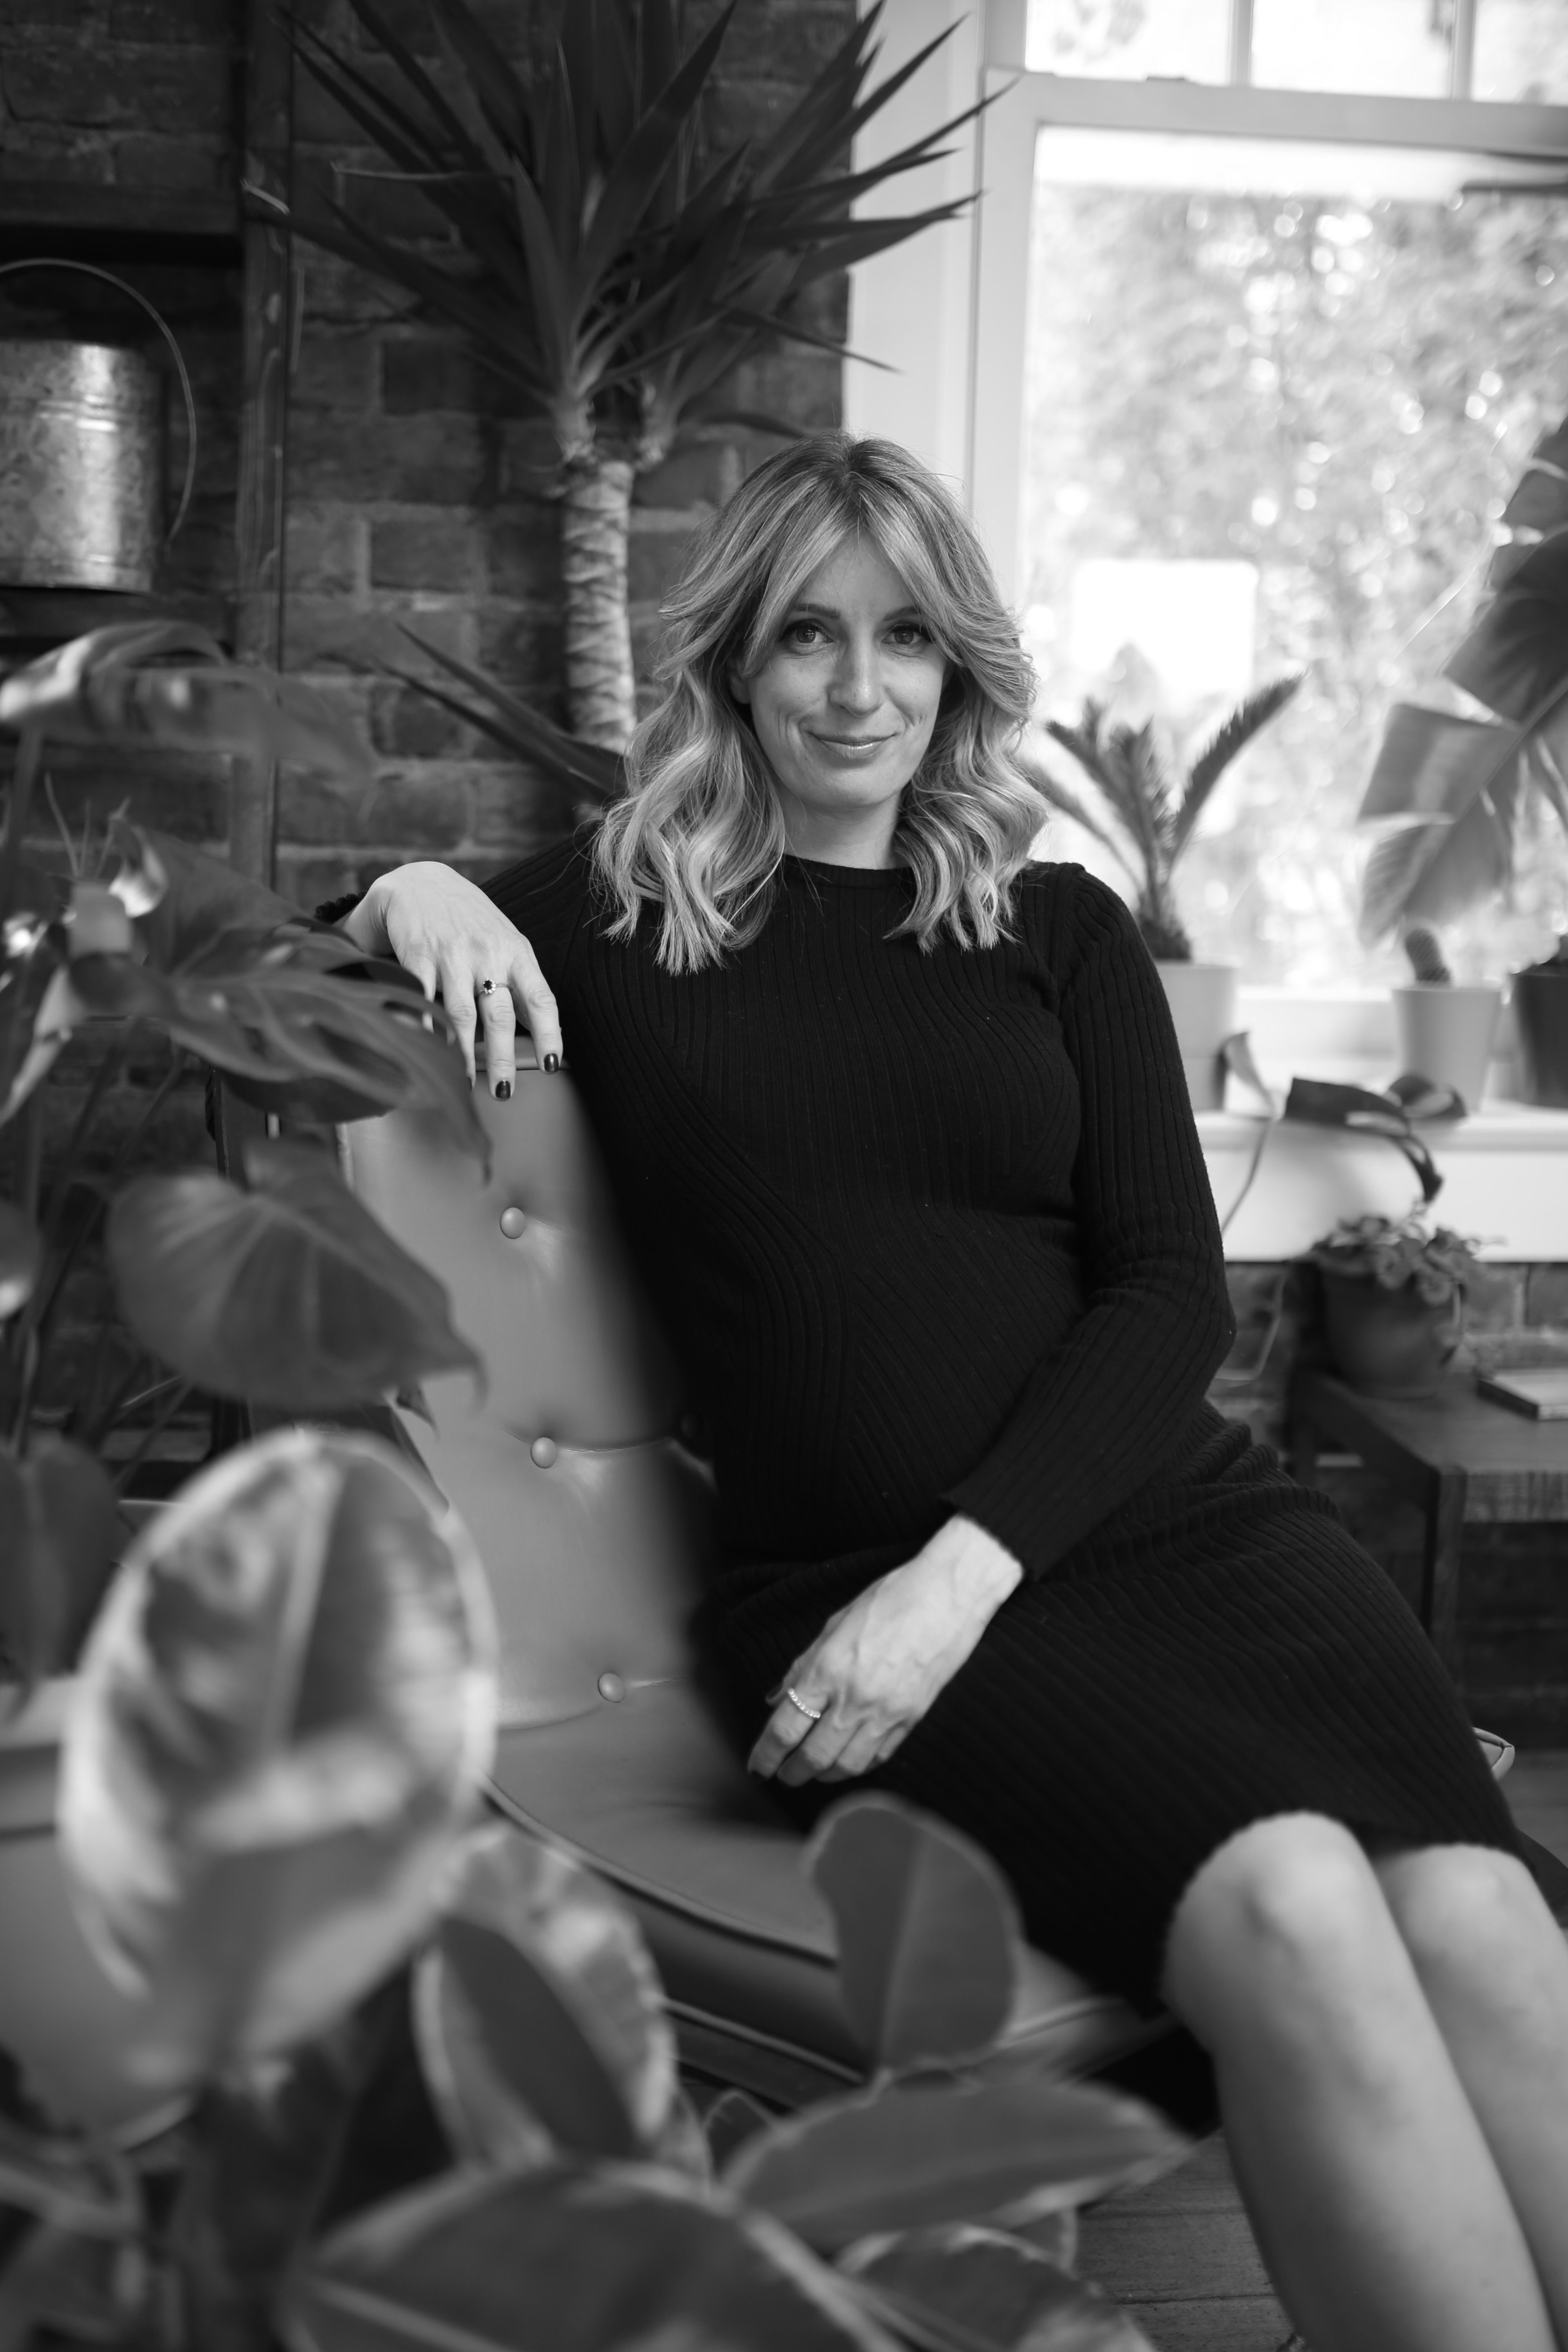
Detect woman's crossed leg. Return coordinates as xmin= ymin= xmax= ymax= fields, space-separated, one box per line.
xmin=1161 ymin=1812 xmax=1568 ymax=2352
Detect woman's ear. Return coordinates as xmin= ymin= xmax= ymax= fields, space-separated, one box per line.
xmin=728 ymin=668 xmax=753 ymax=708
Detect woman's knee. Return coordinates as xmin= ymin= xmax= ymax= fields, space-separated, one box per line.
xmin=1162 ymin=1811 xmax=1392 ymax=2031
xmin=1375 ymin=1843 xmax=1561 ymax=1989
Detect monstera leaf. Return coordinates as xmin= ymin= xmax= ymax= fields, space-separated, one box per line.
xmin=0 ymin=1441 xmax=120 ymax=1692
xmin=58 ymin=1429 xmax=497 ymax=2090
xmin=106 ymin=1139 xmax=482 ymax=1410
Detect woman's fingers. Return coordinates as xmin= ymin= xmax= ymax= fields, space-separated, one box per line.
xmin=438 ymin=957 xmax=480 ymax=1085
xmin=477 ymin=982 xmax=517 ymax=1099
xmin=508 ymin=945 xmax=562 ymax=1071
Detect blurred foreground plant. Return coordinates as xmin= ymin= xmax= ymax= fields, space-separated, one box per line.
xmin=0 ymin=1450 xmax=1180 ymax=2347
xmin=0 ymin=623 xmax=485 ymax=1695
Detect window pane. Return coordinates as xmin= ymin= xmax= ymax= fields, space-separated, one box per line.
xmin=1251 ymin=0 xmax=1451 ymax=96
xmin=1474 ymin=0 xmax=1568 ymax=100
xmin=1025 ymin=0 xmax=1230 ymax=82
xmin=1022 ymin=145 xmax=1568 ymax=987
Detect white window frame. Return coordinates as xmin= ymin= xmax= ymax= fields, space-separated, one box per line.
xmin=847 ymin=0 xmax=1568 ymax=601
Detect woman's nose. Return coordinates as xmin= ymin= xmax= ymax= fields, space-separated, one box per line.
xmin=829 ymin=638 xmax=882 ymax=712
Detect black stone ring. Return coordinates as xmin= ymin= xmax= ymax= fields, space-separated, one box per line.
xmin=479 ymin=978 xmax=497 ymax=996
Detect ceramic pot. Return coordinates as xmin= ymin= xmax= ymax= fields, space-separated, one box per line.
xmin=1511 ymin=962 xmax=1568 ymax=1109
xmin=0 ymin=1677 xmax=178 ymax=2140
xmin=1155 ymin=962 xmax=1238 ymax=1112
xmin=1319 ymin=1272 xmax=1460 ymax=1399
xmin=1391 ymin=984 xmax=1502 ymax=1112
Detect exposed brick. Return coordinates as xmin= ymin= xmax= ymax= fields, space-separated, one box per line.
xmin=370 ymin=512 xmax=480 ymax=594
xmin=287 ymin=508 xmax=363 ymax=597
xmin=472 ymin=765 xmax=573 ymax=847
xmin=30 ymin=747 xmax=228 ymax=842
xmin=277 ymin=767 xmax=472 ymax=851
xmin=288 ymin=409 xmax=489 ymax=505
xmin=282 ymin=597 xmax=474 ymax=675
xmin=0 ymin=133 xmax=115 ymax=184
xmin=370 ymin=682 xmax=468 ymax=760
xmin=3 ymin=42 xmax=232 ymax=132
xmin=627 ymin=521 xmax=700 ymax=606
xmin=498 ymin=418 xmax=563 ymax=500
xmin=109 ymin=0 xmax=238 ymax=40
xmin=634 ymin=443 xmax=741 ymax=512
xmin=476 ymin=608 xmax=566 ymax=702
xmin=704 ymin=1 xmax=854 ymax=81
xmin=383 ymin=336 xmax=482 ymax=416
xmin=114 ymin=131 xmax=229 ymax=189
xmin=292 ymin=330 xmax=380 ymax=412
xmin=1526 ymin=1264 xmax=1568 ymax=1328
xmin=482 ymin=506 xmax=556 ymax=600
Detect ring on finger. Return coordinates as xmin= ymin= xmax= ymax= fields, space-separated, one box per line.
xmin=479 ymin=978 xmax=497 ymax=997
xmin=786 ymin=1687 xmax=825 ymax=1722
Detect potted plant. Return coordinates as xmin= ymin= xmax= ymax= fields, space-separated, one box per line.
xmin=1303 ymin=1212 xmax=1483 ymax=1399
xmin=1358 ymin=407 xmax=1568 ymax=1106
xmin=0 ymin=623 xmax=487 ymax=2134
xmin=0 ymin=1431 xmax=1182 ymax=2346
xmin=282 ymin=0 xmax=984 ymax=757
xmin=1033 ymin=677 xmax=1302 ymax=1108
xmin=1390 ymin=924 xmax=1503 ymax=1112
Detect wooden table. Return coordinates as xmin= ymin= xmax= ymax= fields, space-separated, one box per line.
xmin=1286 ymin=1368 xmax=1568 ymax=1669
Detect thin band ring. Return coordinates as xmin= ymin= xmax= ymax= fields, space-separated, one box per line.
xmin=786 ymin=1687 xmax=824 ymax=1722
xmin=479 ymin=977 xmax=497 ymax=997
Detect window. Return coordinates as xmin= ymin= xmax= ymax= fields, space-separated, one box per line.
xmin=948 ymin=4 xmax=1568 ymax=986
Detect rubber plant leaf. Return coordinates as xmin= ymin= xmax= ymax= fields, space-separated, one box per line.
xmin=724 ymin=2078 xmax=1186 ymax=2254
xmin=105 ymin=1137 xmax=482 ymax=1411
xmin=1444 ymin=529 xmax=1568 ymax=729
xmin=1499 ymin=419 xmax=1568 ymax=533
xmin=806 ymin=1797 xmax=1020 ymax=2072
xmin=0 ymin=1441 xmax=120 ymax=1694
xmin=282 ymin=2160 xmax=900 ymax=2351
xmin=1358 ymin=760 xmax=1526 ymax=946
xmin=58 ymin=1429 xmax=497 ymax=2091
xmin=412 ymin=1821 xmax=677 ymax=2169
xmin=838 ymin=2222 xmax=1155 ymax=2352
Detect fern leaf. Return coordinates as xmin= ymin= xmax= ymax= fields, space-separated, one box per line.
xmin=1174 ymin=672 xmax=1303 ymax=857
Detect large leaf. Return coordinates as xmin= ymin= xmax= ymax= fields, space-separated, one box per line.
xmin=58 ymin=1428 xmax=497 ymax=2090
xmin=1356 ymin=702 xmax=1519 ymax=829
xmin=120 ymin=821 xmax=310 ymax=973
xmin=1444 ymin=531 xmax=1568 ymax=728
xmin=0 ymin=1441 xmax=120 ymax=1691
xmin=840 ymin=2225 xmax=1154 ymax=2352
xmin=807 ymin=1797 xmax=1020 ymax=2072
xmin=724 ymin=2080 xmax=1185 ymax=2253
xmin=105 ymin=1138 xmax=482 ymax=1411
xmin=0 ymin=626 xmax=372 ymax=785
xmin=1359 ymin=760 xmax=1526 ymax=944
xmin=412 ymin=1822 xmax=677 ymax=2169
xmin=282 ymin=2160 xmax=899 ymax=2352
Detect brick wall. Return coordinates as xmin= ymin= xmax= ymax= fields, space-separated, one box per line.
xmin=1218 ymin=1263 xmax=1568 ymax=1742
xmin=278 ymin=0 xmax=854 ymax=913
xmin=1 ymin=0 xmax=239 ymax=197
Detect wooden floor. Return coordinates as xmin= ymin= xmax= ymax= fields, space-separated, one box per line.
xmin=1078 ymin=1753 xmax=1568 ymax=2351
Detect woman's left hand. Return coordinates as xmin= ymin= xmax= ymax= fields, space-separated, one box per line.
xmin=747 ymin=1515 xmax=1024 ymax=1787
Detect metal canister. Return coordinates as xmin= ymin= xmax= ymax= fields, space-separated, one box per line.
xmin=0 ymin=339 xmax=165 ymax=592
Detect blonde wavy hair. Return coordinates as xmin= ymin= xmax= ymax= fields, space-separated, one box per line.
xmin=593 ymin=432 xmax=1046 ymax=973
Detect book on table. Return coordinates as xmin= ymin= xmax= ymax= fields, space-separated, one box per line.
xmin=1474 ymin=1367 xmax=1568 ymax=1420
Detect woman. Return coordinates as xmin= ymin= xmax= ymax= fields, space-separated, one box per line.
xmin=338 ymin=434 xmax=1568 ymax=2351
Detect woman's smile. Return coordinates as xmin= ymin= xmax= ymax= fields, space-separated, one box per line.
xmin=729 ymin=538 xmax=947 ymax=865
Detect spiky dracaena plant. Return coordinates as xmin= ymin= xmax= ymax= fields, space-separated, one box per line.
xmin=284 ymin=0 xmax=983 ymax=753
xmin=1033 ymin=675 xmax=1303 ymax=961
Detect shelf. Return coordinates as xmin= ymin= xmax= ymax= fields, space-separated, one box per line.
xmin=0 ymin=586 xmax=234 ymax=665
xmin=0 ymin=184 xmax=242 ymax=267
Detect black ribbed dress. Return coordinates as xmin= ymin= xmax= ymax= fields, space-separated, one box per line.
xmin=484 ymin=839 xmax=1517 ymax=2008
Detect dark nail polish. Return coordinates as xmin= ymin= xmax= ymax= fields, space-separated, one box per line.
xmin=543 ymin=1051 xmax=560 ymax=1075
xmin=495 ymin=1080 xmax=511 ymax=1101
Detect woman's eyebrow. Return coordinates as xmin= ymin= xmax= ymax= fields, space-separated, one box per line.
xmin=782 ymin=600 xmax=927 ymax=623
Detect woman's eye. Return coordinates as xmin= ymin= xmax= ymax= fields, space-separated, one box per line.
xmin=783 ymin=620 xmax=827 ymax=649
xmin=889 ymin=622 xmax=933 ymax=648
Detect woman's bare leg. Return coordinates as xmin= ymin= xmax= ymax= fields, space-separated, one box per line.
xmin=1161 ymin=1813 xmax=1557 ymax=2352
xmin=1372 ymin=1843 xmax=1568 ymax=2339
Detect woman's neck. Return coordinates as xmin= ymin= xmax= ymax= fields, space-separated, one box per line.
xmin=777 ymin=795 xmax=901 ymax=870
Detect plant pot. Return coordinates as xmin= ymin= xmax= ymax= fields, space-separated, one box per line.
xmin=1390 ymin=984 xmax=1502 ymax=1111
xmin=1319 ymin=1271 xmax=1459 ymax=1399
xmin=1511 ymin=961 xmax=1568 ymax=1109
xmin=1155 ymin=962 xmax=1238 ymax=1112
xmin=0 ymin=1676 xmax=178 ymax=2139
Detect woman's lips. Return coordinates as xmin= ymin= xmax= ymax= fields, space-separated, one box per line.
xmin=808 ymin=731 xmax=896 ymax=761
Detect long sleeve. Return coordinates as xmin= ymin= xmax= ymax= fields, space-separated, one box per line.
xmin=944 ymin=874 xmax=1236 ymax=1579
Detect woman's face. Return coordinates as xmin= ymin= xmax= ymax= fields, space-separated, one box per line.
xmin=730 ymin=537 xmax=948 ymax=863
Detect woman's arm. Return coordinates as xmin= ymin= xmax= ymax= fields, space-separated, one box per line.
xmin=339 ymin=860 xmax=565 ymax=1098
xmin=942 ymin=871 xmax=1235 ymax=1578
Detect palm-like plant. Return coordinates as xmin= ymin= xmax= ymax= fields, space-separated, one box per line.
xmin=1033 ymin=676 xmax=1303 ymax=962
xmin=285 ymin=0 xmax=982 ymax=751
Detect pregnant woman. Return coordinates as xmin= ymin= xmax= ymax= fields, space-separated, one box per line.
xmin=334 ymin=433 xmax=1568 ymax=2352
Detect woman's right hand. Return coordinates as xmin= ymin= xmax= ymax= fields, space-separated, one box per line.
xmin=341 ymin=862 xmax=562 ymax=1100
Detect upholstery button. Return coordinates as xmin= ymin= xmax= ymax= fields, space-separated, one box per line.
xmin=499 ymin=1206 xmax=527 ymax=1239
xmin=597 ymin=1672 xmax=626 ymax=1704
xmin=530 ymin=1436 xmax=557 ymax=1468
